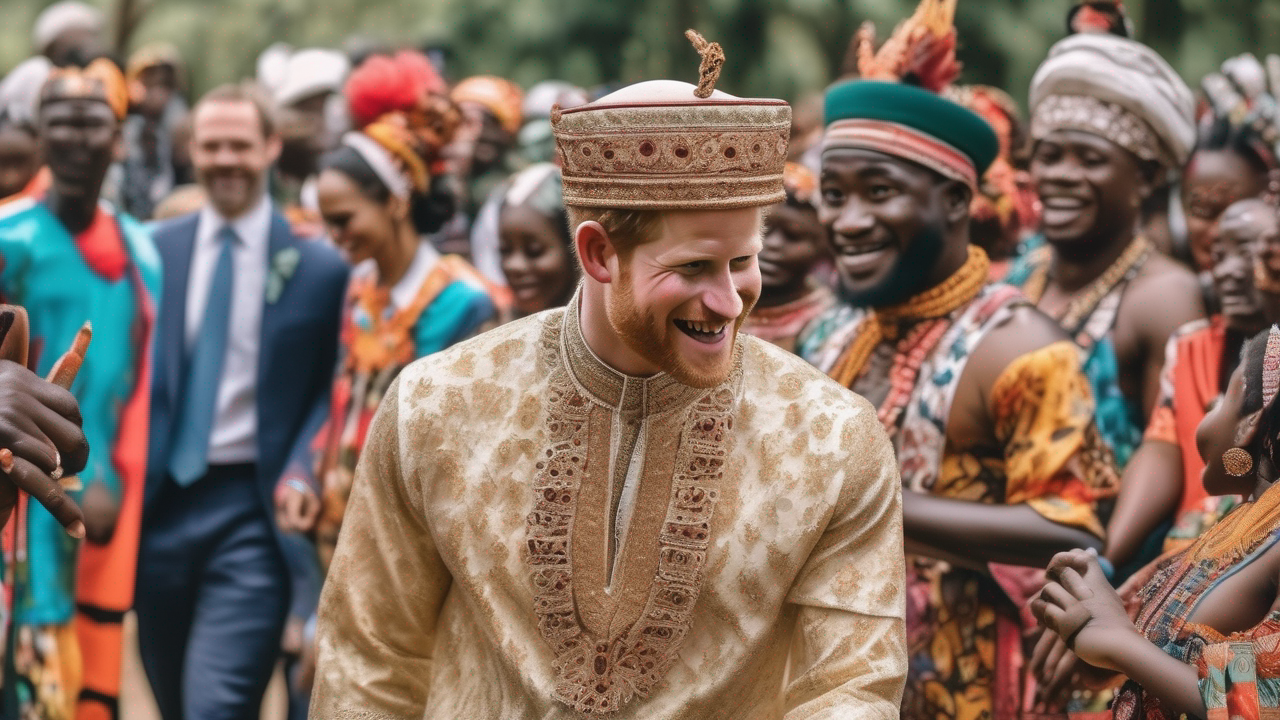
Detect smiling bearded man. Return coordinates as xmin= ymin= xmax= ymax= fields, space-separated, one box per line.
xmin=796 ymin=1 xmax=1120 ymax=718
xmin=309 ymin=31 xmax=907 ymax=720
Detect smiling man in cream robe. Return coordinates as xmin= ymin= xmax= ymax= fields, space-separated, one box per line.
xmin=309 ymin=31 xmax=906 ymax=720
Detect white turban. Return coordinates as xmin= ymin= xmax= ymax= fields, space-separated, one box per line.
xmin=31 ymin=1 xmax=104 ymax=55
xmin=273 ymin=49 xmax=350 ymax=108
xmin=0 ymin=57 xmax=54 ymax=127
xmin=256 ymin=42 xmax=293 ymax=97
xmin=1030 ymin=33 xmax=1195 ymax=168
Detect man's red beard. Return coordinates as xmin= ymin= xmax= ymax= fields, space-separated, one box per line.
xmin=606 ymin=267 xmax=757 ymax=389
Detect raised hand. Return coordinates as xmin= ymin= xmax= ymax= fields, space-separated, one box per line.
xmin=0 ymin=306 xmax=90 ymax=538
xmin=1030 ymin=548 xmax=1141 ymax=673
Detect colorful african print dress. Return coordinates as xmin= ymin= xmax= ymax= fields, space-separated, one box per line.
xmin=1112 ymin=483 xmax=1280 ymax=720
xmin=313 ymin=243 xmax=494 ymax=570
xmin=1006 ymin=236 xmax=1148 ymax=469
xmin=801 ymin=282 xmax=1119 ymax=720
xmin=0 ymin=197 xmax=160 ymax=720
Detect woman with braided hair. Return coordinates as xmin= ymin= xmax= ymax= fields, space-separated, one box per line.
xmin=1181 ymin=54 xmax=1280 ymax=283
xmin=1033 ymin=324 xmax=1280 ymax=719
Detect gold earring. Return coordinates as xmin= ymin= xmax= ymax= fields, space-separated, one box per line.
xmin=1223 ymin=447 xmax=1255 ymax=477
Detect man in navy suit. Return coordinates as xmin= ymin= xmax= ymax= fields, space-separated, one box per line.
xmin=136 ymin=83 xmax=348 ymax=719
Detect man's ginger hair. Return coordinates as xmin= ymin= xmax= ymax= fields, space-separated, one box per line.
xmin=565 ymin=206 xmax=665 ymax=261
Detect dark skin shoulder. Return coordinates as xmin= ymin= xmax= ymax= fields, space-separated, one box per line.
xmin=1185 ymin=530 xmax=1280 ymax=633
xmin=1112 ymin=252 xmax=1205 ymax=420
xmin=904 ymin=305 xmax=1104 ymax=569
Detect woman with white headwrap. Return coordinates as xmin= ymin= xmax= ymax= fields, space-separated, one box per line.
xmin=1007 ymin=33 xmax=1205 ymax=494
xmin=0 ymin=57 xmax=52 ymax=203
xmin=494 ymin=162 xmax=578 ymax=320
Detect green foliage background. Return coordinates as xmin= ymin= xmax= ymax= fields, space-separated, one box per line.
xmin=5 ymin=0 xmax=1280 ymax=111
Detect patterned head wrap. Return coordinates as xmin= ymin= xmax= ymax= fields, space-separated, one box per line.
xmin=342 ymin=51 xmax=461 ymax=197
xmin=452 ymin=76 xmax=524 ymax=136
xmin=1030 ymin=33 xmax=1195 ymax=170
xmin=552 ymin=30 xmax=790 ymax=210
xmin=40 ymin=58 xmax=129 ymax=121
xmin=1197 ymin=53 xmax=1280 ymax=171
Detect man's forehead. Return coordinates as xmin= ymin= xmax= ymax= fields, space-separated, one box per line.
xmin=649 ymin=213 xmax=764 ymax=256
xmin=1220 ymin=200 xmax=1279 ymax=234
xmin=40 ymin=94 xmax=114 ymax=120
xmin=192 ymin=100 xmax=264 ymax=137
xmin=821 ymin=147 xmax=935 ymax=182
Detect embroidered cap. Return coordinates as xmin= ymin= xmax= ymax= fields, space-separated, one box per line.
xmin=552 ymin=30 xmax=791 ymax=211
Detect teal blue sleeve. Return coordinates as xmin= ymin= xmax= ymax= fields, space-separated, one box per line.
xmin=412 ymin=281 xmax=496 ymax=357
xmin=0 ymin=206 xmax=39 ymax=303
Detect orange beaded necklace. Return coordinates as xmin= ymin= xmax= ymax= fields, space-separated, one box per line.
xmin=830 ymin=245 xmax=990 ymax=431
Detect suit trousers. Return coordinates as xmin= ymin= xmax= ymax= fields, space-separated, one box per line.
xmin=135 ymin=465 xmax=289 ymax=720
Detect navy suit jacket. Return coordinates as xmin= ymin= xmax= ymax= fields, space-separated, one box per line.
xmin=145 ymin=209 xmax=348 ymax=518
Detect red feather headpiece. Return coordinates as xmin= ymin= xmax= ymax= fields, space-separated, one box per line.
xmin=344 ymin=51 xmax=460 ymax=182
xmin=855 ymin=0 xmax=960 ymax=93
xmin=345 ymin=51 xmax=446 ymax=129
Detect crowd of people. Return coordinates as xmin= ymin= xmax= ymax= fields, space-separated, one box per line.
xmin=3 ymin=0 xmax=1280 ymax=717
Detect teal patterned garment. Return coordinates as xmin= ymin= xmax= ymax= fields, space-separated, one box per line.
xmin=0 ymin=198 xmax=161 ymax=626
xmin=1006 ymin=236 xmax=1144 ymax=469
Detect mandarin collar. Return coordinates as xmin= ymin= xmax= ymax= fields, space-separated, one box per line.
xmin=560 ymin=288 xmax=732 ymax=417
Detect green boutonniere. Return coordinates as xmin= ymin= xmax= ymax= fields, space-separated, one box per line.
xmin=266 ymin=247 xmax=301 ymax=304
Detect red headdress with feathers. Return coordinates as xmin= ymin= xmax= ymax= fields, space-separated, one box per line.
xmin=854 ymin=0 xmax=960 ymax=93
xmin=343 ymin=51 xmax=460 ymax=188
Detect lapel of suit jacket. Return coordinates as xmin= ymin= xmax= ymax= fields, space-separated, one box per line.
xmin=257 ymin=211 xmax=295 ymax=436
xmin=158 ymin=213 xmax=198 ymax=410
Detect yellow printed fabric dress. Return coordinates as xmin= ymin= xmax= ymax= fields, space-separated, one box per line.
xmin=802 ymin=286 xmax=1119 ymax=720
xmin=310 ymin=297 xmax=908 ymax=719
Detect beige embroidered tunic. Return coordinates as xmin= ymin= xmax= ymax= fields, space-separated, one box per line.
xmin=310 ymin=302 xmax=907 ymax=719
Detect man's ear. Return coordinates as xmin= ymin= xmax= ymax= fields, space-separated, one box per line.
xmin=265 ymin=134 xmax=283 ymax=165
xmin=943 ymin=179 xmax=973 ymax=226
xmin=575 ymin=221 xmax=616 ymax=284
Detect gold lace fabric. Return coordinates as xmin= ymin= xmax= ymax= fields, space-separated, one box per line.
xmin=525 ymin=308 xmax=740 ymax=715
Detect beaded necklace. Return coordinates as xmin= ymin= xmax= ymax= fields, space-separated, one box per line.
xmin=831 ymin=245 xmax=990 ymax=433
xmin=1022 ymin=235 xmax=1152 ymax=335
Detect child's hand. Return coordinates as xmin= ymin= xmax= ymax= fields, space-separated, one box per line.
xmin=1030 ymin=548 xmax=1141 ymax=673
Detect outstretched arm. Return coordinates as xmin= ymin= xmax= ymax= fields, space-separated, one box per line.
xmin=905 ymin=494 xmax=1102 ymax=567
xmin=1103 ymin=440 xmax=1181 ymax=568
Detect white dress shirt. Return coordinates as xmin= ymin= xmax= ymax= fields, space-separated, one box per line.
xmin=185 ymin=196 xmax=272 ymax=464
xmin=350 ymin=240 xmax=441 ymax=312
